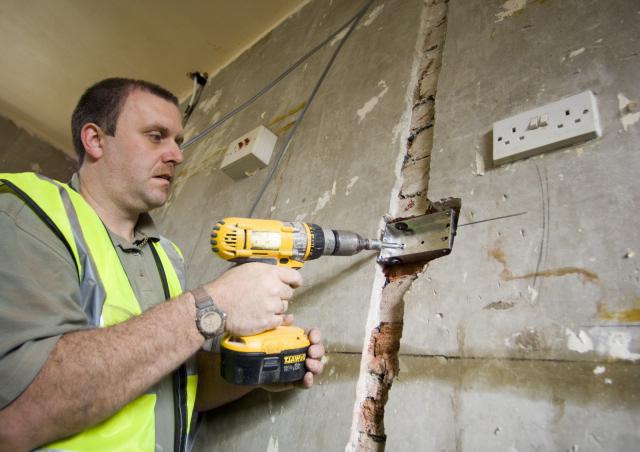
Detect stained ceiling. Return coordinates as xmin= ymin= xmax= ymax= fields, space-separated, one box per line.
xmin=0 ymin=0 xmax=308 ymax=157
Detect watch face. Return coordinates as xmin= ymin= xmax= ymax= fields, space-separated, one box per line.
xmin=201 ymin=310 xmax=222 ymax=334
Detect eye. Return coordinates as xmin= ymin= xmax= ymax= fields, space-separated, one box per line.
xmin=146 ymin=131 xmax=163 ymax=143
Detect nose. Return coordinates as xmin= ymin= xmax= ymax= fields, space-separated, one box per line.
xmin=164 ymin=141 xmax=184 ymax=165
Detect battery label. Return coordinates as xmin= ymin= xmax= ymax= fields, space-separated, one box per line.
xmin=250 ymin=231 xmax=281 ymax=250
xmin=283 ymin=353 xmax=306 ymax=364
xmin=283 ymin=362 xmax=304 ymax=373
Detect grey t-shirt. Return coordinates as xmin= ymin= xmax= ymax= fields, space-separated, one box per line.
xmin=0 ymin=174 xmax=178 ymax=448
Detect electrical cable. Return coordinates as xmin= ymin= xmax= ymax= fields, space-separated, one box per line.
xmin=183 ymin=72 xmax=208 ymax=125
xmin=181 ymin=1 xmax=372 ymax=151
xmin=186 ymin=2 xmax=373 ymax=449
xmin=247 ymin=0 xmax=373 ymax=217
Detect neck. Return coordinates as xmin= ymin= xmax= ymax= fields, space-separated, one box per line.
xmin=77 ymin=168 xmax=139 ymax=242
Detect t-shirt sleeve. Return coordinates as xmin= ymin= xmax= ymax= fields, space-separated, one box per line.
xmin=0 ymin=191 xmax=89 ymax=409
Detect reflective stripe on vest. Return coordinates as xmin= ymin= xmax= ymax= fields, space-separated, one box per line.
xmin=0 ymin=173 xmax=198 ymax=452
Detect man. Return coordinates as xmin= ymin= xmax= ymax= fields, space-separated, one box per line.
xmin=0 ymin=78 xmax=324 ymax=451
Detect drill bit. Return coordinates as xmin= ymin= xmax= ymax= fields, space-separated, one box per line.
xmin=381 ymin=241 xmax=404 ymax=249
xmin=362 ymin=239 xmax=404 ymax=251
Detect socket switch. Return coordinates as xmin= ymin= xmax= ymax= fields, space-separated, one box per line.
xmin=492 ymin=90 xmax=602 ymax=165
xmin=221 ymin=125 xmax=277 ymax=180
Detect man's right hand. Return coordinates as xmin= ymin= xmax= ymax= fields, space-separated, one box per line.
xmin=202 ymin=263 xmax=302 ymax=336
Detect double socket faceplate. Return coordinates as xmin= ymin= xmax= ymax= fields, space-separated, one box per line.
xmin=492 ymin=90 xmax=602 ymax=165
xmin=378 ymin=209 xmax=456 ymax=266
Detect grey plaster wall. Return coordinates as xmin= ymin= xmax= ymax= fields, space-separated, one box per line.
xmin=157 ymin=0 xmax=639 ymax=449
xmin=391 ymin=0 xmax=640 ymax=449
xmin=0 ymin=114 xmax=75 ymax=180
xmin=154 ymin=0 xmax=426 ymax=450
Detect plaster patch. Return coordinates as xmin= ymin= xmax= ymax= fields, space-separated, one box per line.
xmin=267 ymin=436 xmax=279 ymax=452
xmin=391 ymin=119 xmax=404 ymax=144
xmin=592 ymin=329 xmax=640 ymax=361
xmin=362 ymin=4 xmax=384 ymax=27
xmin=566 ymin=328 xmax=594 ymax=354
xmin=474 ymin=150 xmax=486 ymax=176
xmin=618 ymin=93 xmax=640 ymax=131
xmin=356 ymin=81 xmax=389 ymax=123
xmin=312 ymin=186 xmax=334 ymax=215
xmin=495 ymin=0 xmax=527 ymax=23
xmin=295 ymin=212 xmax=307 ymax=221
xmin=329 ymin=28 xmax=348 ymax=47
xmin=527 ymin=285 xmax=538 ymax=302
xmin=345 ymin=176 xmax=359 ymax=196
xmin=30 ymin=162 xmax=42 ymax=172
xmin=605 ymin=378 xmax=612 ymax=384
xmin=198 ymin=89 xmax=222 ymax=114
xmin=593 ymin=366 xmax=606 ymax=375
xmin=270 ymin=205 xmax=276 ymax=212
xmin=569 ymin=47 xmax=585 ymax=58
xmin=331 ymin=180 xmax=337 ymax=196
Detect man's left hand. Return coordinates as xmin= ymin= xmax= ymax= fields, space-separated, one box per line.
xmin=261 ymin=327 xmax=325 ymax=392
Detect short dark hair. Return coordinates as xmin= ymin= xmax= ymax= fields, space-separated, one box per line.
xmin=71 ymin=78 xmax=179 ymax=163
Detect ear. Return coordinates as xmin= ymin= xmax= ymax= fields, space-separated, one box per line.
xmin=80 ymin=123 xmax=105 ymax=161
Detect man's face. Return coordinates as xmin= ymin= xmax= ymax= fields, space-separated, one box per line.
xmin=100 ymin=89 xmax=184 ymax=213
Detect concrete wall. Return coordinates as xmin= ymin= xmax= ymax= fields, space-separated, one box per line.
xmin=156 ymin=0 xmax=640 ymax=450
xmin=0 ymin=114 xmax=75 ymax=180
xmin=391 ymin=0 xmax=640 ymax=450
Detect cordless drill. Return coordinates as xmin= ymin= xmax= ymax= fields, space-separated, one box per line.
xmin=210 ymin=217 xmax=401 ymax=385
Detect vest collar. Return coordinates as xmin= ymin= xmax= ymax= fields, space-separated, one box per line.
xmin=69 ymin=172 xmax=161 ymax=247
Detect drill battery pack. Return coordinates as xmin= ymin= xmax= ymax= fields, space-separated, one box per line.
xmin=220 ymin=326 xmax=310 ymax=385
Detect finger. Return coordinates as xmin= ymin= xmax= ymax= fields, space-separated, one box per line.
xmin=281 ymin=314 xmax=295 ymax=326
xmin=307 ymin=343 xmax=325 ymax=360
xmin=307 ymin=328 xmax=322 ymax=344
xmin=305 ymin=356 xmax=324 ymax=375
xmin=279 ymin=299 xmax=289 ymax=314
xmin=278 ymin=284 xmax=294 ymax=300
xmin=300 ymin=371 xmax=314 ymax=389
xmin=277 ymin=267 xmax=303 ymax=288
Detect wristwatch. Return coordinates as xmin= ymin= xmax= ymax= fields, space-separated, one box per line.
xmin=190 ymin=286 xmax=226 ymax=339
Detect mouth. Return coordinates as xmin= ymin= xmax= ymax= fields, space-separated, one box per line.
xmin=153 ymin=174 xmax=173 ymax=184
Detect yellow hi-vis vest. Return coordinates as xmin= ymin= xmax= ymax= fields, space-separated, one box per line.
xmin=0 ymin=172 xmax=198 ymax=452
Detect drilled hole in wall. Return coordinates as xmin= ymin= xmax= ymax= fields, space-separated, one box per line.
xmin=512 ymin=127 xmax=516 ymax=133
xmin=583 ymin=108 xmax=589 ymax=114
xmin=498 ymin=137 xmax=503 ymax=142
xmin=565 ymin=110 xmax=570 ymax=116
xmin=505 ymin=140 xmax=510 ymax=144
xmin=557 ymin=124 xmax=564 ymax=128
xmin=575 ymin=118 xmax=581 ymax=123
xmin=519 ymin=136 xmax=525 ymax=140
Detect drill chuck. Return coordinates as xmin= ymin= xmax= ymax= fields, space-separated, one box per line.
xmin=317 ymin=229 xmax=382 ymax=256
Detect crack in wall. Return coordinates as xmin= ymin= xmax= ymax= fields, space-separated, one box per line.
xmin=347 ymin=1 xmax=450 ymax=450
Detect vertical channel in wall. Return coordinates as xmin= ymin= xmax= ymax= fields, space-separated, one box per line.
xmin=346 ymin=1 xmax=449 ymax=450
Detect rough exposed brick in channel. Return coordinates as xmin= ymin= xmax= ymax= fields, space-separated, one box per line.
xmin=355 ymin=276 xmax=418 ymax=451
xmin=352 ymin=1 xmax=449 ymax=450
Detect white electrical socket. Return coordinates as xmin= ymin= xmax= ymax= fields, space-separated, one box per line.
xmin=492 ymin=90 xmax=602 ymax=165
xmin=220 ymin=125 xmax=277 ymax=180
